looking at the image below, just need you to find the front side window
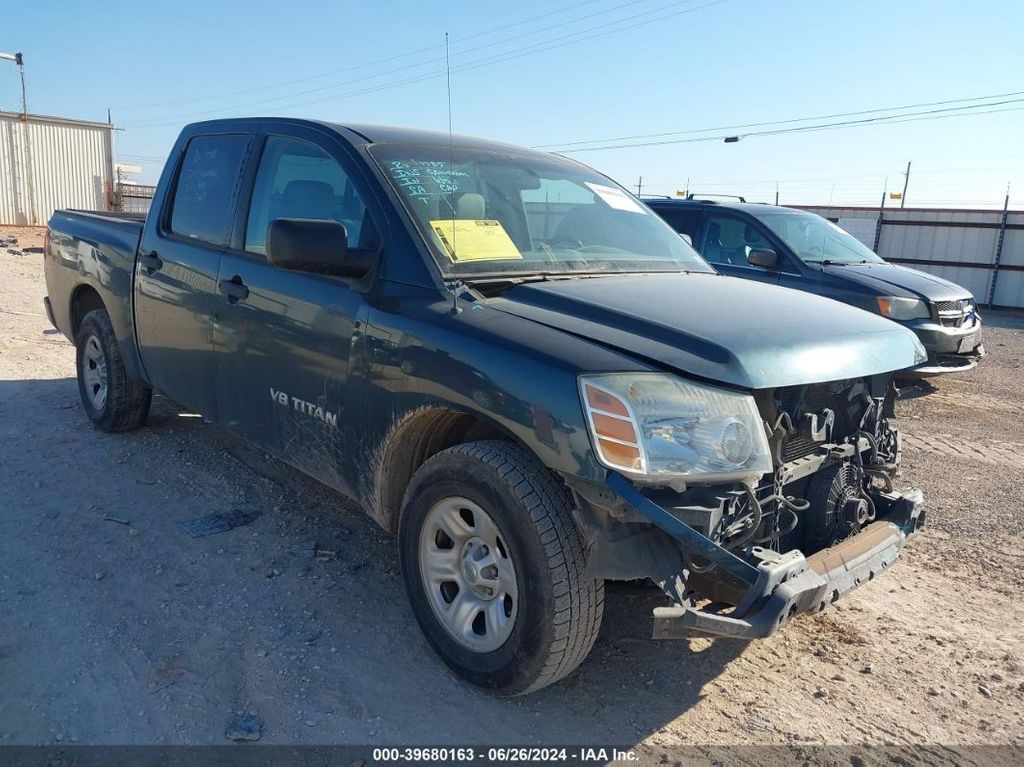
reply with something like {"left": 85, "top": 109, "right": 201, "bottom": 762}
{"left": 245, "top": 136, "right": 369, "bottom": 256}
{"left": 369, "top": 143, "right": 712, "bottom": 278}
{"left": 756, "top": 211, "right": 883, "bottom": 265}
{"left": 170, "top": 134, "right": 249, "bottom": 245}
{"left": 699, "top": 214, "right": 770, "bottom": 267}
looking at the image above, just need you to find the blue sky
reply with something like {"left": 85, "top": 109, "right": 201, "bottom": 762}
{"left": 3, "top": 0, "right": 1022, "bottom": 207}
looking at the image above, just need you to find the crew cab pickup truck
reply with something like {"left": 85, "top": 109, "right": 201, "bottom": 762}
{"left": 44, "top": 118, "right": 927, "bottom": 695}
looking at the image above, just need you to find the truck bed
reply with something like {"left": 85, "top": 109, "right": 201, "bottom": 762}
{"left": 63, "top": 208, "right": 147, "bottom": 229}
{"left": 44, "top": 208, "right": 147, "bottom": 381}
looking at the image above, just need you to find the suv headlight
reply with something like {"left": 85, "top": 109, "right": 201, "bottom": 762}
{"left": 876, "top": 296, "right": 929, "bottom": 320}
{"left": 579, "top": 373, "right": 772, "bottom": 484}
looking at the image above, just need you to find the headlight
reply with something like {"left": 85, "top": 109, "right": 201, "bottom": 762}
{"left": 876, "top": 296, "right": 929, "bottom": 320}
{"left": 579, "top": 373, "right": 772, "bottom": 484}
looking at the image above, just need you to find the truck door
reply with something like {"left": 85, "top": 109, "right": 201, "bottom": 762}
{"left": 212, "top": 130, "right": 380, "bottom": 493}
{"left": 133, "top": 133, "right": 252, "bottom": 418}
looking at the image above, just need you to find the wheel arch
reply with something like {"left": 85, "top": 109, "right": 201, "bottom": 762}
{"left": 372, "top": 406, "right": 543, "bottom": 533}
{"left": 69, "top": 284, "right": 107, "bottom": 337}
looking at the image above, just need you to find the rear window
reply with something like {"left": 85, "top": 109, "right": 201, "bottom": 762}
{"left": 170, "top": 134, "right": 248, "bottom": 245}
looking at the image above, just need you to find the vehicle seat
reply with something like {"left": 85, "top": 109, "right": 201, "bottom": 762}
{"left": 703, "top": 221, "right": 724, "bottom": 263}
{"left": 456, "top": 193, "right": 486, "bottom": 220}
{"left": 716, "top": 221, "right": 748, "bottom": 265}
{"left": 554, "top": 204, "right": 618, "bottom": 248}
{"left": 742, "top": 224, "right": 771, "bottom": 265}
{"left": 744, "top": 224, "right": 766, "bottom": 249}
{"left": 279, "top": 180, "right": 337, "bottom": 221}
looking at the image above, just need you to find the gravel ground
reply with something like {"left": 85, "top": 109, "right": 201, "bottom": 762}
{"left": 1, "top": 225, "right": 1022, "bottom": 756}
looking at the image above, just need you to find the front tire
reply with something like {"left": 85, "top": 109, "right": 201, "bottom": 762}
{"left": 75, "top": 309, "right": 152, "bottom": 432}
{"left": 398, "top": 440, "right": 604, "bottom": 695}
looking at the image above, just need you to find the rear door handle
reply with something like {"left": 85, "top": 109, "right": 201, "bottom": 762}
{"left": 138, "top": 250, "right": 162, "bottom": 272}
{"left": 218, "top": 275, "right": 250, "bottom": 303}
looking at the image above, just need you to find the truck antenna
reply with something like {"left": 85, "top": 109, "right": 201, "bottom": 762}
{"left": 445, "top": 32, "right": 461, "bottom": 315}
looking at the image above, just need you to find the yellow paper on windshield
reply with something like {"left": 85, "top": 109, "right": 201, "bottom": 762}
{"left": 429, "top": 219, "right": 522, "bottom": 263}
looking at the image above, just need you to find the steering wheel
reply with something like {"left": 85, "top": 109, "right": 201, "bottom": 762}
{"left": 540, "top": 235, "right": 584, "bottom": 251}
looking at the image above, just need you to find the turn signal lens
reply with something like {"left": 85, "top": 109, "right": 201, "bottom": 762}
{"left": 582, "top": 384, "right": 644, "bottom": 472}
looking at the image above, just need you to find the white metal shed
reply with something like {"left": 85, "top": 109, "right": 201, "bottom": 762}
{"left": 0, "top": 110, "right": 115, "bottom": 226}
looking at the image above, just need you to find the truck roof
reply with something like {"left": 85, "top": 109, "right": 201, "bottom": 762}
{"left": 184, "top": 117, "right": 552, "bottom": 158}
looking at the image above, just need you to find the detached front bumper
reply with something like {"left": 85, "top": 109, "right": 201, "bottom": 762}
{"left": 605, "top": 474, "right": 925, "bottom": 641}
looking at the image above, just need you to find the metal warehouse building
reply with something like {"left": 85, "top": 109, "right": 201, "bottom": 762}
{"left": 0, "top": 110, "right": 115, "bottom": 226}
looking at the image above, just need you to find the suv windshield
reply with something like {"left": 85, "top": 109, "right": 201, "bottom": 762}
{"left": 755, "top": 210, "right": 883, "bottom": 265}
{"left": 370, "top": 143, "right": 713, "bottom": 278}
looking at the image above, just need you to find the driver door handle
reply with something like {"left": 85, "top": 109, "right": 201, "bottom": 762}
{"left": 218, "top": 275, "right": 250, "bottom": 303}
{"left": 138, "top": 250, "right": 162, "bottom": 273}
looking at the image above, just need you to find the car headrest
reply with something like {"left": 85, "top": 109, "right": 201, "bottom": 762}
{"left": 456, "top": 193, "right": 486, "bottom": 220}
{"left": 744, "top": 224, "right": 763, "bottom": 244}
{"left": 280, "top": 182, "right": 331, "bottom": 221}
{"left": 281, "top": 180, "right": 336, "bottom": 219}
{"left": 707, "top": 221, "right": 721, "bottom": 240}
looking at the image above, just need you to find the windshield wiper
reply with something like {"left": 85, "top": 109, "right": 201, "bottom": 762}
{"left": 805, "top": 258, "right": 872, "bottom": 266}
{"left": 462, "top": 269, "right": 694, "bottom": 288}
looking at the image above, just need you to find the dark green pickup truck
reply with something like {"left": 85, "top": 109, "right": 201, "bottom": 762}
{"left": 44, "top": 118, "right": 926, "bottom": 694}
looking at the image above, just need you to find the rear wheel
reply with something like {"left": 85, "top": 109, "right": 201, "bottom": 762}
{"left": 398, "top": 440, "right": 603, "bottom": 695}
{"left": 75, "top": 309, "right": 151, "bottom": 432}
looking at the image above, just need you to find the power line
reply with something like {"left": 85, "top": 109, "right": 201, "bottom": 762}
{"left": 122, "top": 0, "right": 677, "bottom": 123}
{"left": 537, "top": 89, "right": 1024, "bottom": 150}
{"left": 544, "top": 101, "right": 1024, "bottom": 152}
{"left": 125, "top": 0, "right": 730, "bottom": 129}
{"left": 117, "top": 0, "right": 613, "bottom": 111}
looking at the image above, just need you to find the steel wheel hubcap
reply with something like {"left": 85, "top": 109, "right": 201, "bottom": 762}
{"left": 82, "top": 335, "right": 108, "bottom": 411}
{"left": 419, "top": 496, "right": 518, "bottom": 653}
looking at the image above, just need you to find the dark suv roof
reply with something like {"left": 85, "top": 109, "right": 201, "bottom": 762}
{"left": 644, "top": 198, "right": 807, "bottom": 216}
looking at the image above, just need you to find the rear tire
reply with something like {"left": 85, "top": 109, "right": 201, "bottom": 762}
{"left": 398, "top": 440, "right": 603, "bottom": 695}
{"left": 75, "top": 309, "right": 152, "bottom": 432}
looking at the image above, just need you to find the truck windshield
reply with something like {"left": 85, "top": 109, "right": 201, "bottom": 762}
{"left": 370, "top": 143, "right": 713, "bottom": 278}
{"left": 755, "top": 211, "right": 884, "bottom": 265}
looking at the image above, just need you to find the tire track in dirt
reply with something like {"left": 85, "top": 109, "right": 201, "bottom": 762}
{"left": 902, "top": 432, "right": 1024, "bottom": 469}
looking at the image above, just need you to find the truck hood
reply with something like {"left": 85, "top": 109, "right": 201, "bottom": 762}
{"left": 489, "top": 273, "right": 926, "bottom": 389}
{"left": 822, "top": 261, "right": 972, "bottom": 301}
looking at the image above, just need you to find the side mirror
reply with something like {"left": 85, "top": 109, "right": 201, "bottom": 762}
{"left": 747, "top": 248, "right": 778, "bottom": 269}
{"left": 679, "top": 232, "right": 693, "bottom": 247}
{"left": 266, "top": 218, "right": 375, "bottom": 278}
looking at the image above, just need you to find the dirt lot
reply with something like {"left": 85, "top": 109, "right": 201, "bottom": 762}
{"left": 1, "top": 225, "right": 1022, "bottom": 755}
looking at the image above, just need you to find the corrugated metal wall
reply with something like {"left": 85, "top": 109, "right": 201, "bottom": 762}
{"left": 0, "top": 111, "right": 114, "bottom": 226}
{"left": 798, "top": 205, "right": 1024, "bottom": 310}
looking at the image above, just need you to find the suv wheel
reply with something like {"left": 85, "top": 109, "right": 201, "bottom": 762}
{"left": 398, "top": 440, "right": 603, "bottom": 695}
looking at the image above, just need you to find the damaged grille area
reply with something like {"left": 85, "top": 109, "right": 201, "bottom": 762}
{"left": 771, "top": 379, "right": 870, "bottom": 463}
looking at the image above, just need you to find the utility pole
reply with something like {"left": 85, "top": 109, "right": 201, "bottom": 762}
{"left": 873, "top": 177, "right": 888, "bottom": 252}
{"left": 0, "top": 51, "right": 37, "bottom": 224}
{"left": 900, "top": 160, "right": 911, "bottom": 208}
{"left": 774, "top": 181, "right": 779, "bottom": 206}
{"left": 636, "top": 176, "right": 642, "bottom": 196}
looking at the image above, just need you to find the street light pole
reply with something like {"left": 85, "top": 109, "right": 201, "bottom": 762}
{"left": 1, "top": 51, "right": 37, "bottom": 224}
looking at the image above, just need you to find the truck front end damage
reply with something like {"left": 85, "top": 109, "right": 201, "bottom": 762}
{"left": 571, "top": 373, "right": 924, "bottom": 639}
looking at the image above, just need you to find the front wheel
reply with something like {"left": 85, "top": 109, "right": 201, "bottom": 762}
{"left": 399, "top": 441, "right": 604, "bottom": 695}
{"left": 75, "top": 309, "right": 152, "bottom": 432}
